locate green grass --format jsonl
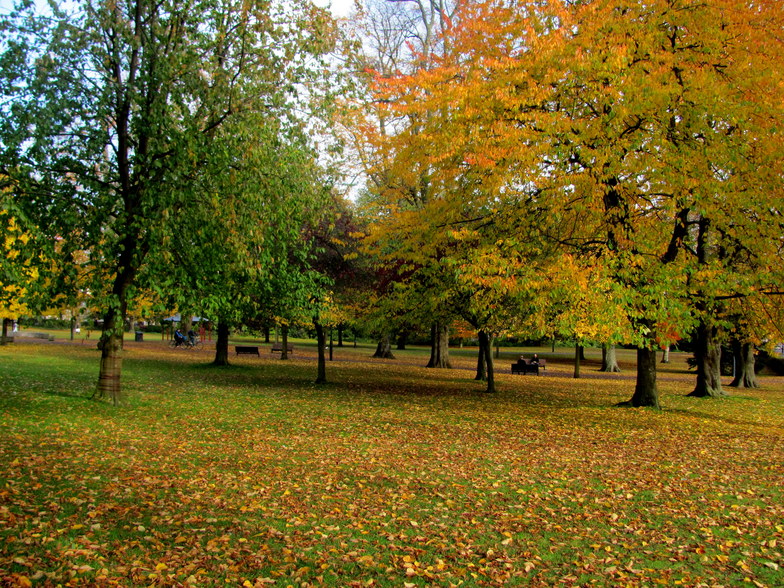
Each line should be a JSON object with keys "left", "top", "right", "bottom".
{"left": 1, "top": 340, "right": 783, "bottom": 587}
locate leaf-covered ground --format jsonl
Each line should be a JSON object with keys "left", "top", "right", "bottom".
{"left": 1, "top": 340, "right": 782, "bottom": 587}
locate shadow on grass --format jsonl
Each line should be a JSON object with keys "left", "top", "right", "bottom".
{"left": 42, "top": 388, "right": 95, "bottom": 401}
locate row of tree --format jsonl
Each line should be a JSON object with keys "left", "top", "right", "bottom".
{"left": 2, "top": 0, "right": 783, "bottom": 410}
{"left": 339, "top": 0, "right": 784, "bottom": 406}
{"left": 0, "top": 0, "right": 358, "bottom": 403}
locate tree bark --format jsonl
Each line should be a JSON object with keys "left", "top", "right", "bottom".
{"left": 689, "top": 323, "right": 727, "bottom": 397}
{"left": 396, "top": 330, "right": 407, "bottom": 350}
{"left": 601, "top": 344, "right": 621, "bottom": 372}
{"left": 95, "top": 259, "right": 135, "bottom": 405}
{"left": 479, "top": 330, "right": 496, "bottom": 393}
{"left": 315, "top": 319, "right": 327, "bottom": 384}
{"left": 426, "top": 322, "right": 452, "bottom": 368}
{"left": 729, "top": 340, "right": 759, "bottom": 389}
{"left": 373, "top": 334, "right": 395, "bottom": 358}
{"left": 1, "top": 318, "right": 9, "bottom": 345}
{"left": 96, "top": 306, "right": 125, "bottom": 406}
{"left": 618, "top": 347, "right": 660, "bottom": 409}
{"left": 475, "top": 331, "right": 487, "bottom": 381}
{"left": 573, "top": 343, "right": 581, "bottom": 378}
{"left": 212, "top": 321, "right": 230, "bottom": 366}
{"left": 281, "top": 325, "right": 290, "bottom": 360}
{"left": 337, "top": 324, "right": 344, "bottom": 347}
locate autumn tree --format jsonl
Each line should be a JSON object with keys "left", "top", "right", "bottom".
{"left": 371, "top": 0, "right": 784, "bottom": 407}
{"left": 1, "top": 0, "right": 339, "bottom": 403}
{"left": 0, "top": 195, "right": 36, "bottom": 342}
{"left": 346, "top": 0, "right": 468, "bottom": 367}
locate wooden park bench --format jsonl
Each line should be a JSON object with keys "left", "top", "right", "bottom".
{"left": 235, "top": 345, "right": 260, "bottom": 357}
{"left": 511, "top": 358, "right": 546, "bottom": 375}
{"left": 271, "top": 343, "right": 294, "bottom": 354}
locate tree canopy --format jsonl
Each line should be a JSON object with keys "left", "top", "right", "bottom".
{"left": 0, "top": 0, "right": 341, "bottom": 402}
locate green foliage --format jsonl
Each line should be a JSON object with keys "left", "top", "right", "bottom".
{"left": 0, "top": 0, "right": 344, "bottom": 393}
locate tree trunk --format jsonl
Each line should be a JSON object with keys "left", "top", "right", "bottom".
{"left": 1, "top": 318, "right": 9, "bottom": 345}
{"left": 618, "top": 347, "right": 660, "bottom": 409}
{"left": 426, "top": 322, "right": 452, "bottom": 368}
{"left": 601, "top": 344, "right": 621, "bottom": 372}
{"left": 689, "top": 323, "right": 727, "bottom": 397}
{"left": 95, "top": 304, "right": 125, "bottom": 406}
{"left": 573, "top": 343, "right": 581, "bottom": 378}
{"left": 281, "top": 325, "right": 290, "bottom": 360}
{"left": 475, "top": 331, "right": 487, "bottom": 381}
{"left": 263, "top": 326, "right": 270, "bottom": 344}
{"left": 396, "top": 330, "right": 407, "bottom": 350}
{"left": 212, "top": 321, "right": 230, "bottom": 366}
{"left": 729, "top": 340, "right": 759, "bottom": 389}
{"left": 94, "top": 265, "right": 135, "bottom": 406}
{"left": 373, "top": 334, "right": 395, "bottom": 358}
{"left": 479, "top": 330, "right": 496, "bottom": 393}
{"left": 315, "top": 319, "right": 327, "bottom": 384}
{"left": 661, "top": 346, "right": 670, "bottom": 364}
{"left": 338, "top": 324, "right": 344, "bottom": 347}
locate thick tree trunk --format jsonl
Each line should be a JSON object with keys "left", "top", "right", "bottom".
{"left": 601, "top": 344, "right": 621, "bottom": 372}
{"left": 95, "top": 262, "right": 135, "bottom": 405}
{"left": 618, "top": 347, "right": 660, "bottom": 409}
{"left": 263, "top": 326, "right": 270, "bottom": 344}
{"left": 729, "top": 340, "right": 759, "bottom": 389}
{"left": 689, "top": 323, "right": 727, "bottom": 397}
{"left": 373, "top": 334, "right": 395, "bottom": 358}
{"left": 396, "top": 330, "right": 407, "bottom": 350}
{"left": 1, "top": 318, "right": 9, "bottom": 344}
{"left": 426, "top": 322, "right": 452, "bottom": 368}
{"left": 475, "top": 332, "right": 487, "bottom": 381}
{"left": 212, "top": 321, "right": 230, "bottom": 366}
{"left": 337, "top": 324, "right": 344, "bottom": 347}
{"left": 95, "top": 304, "right": 125, "bottom": 406}
{"left": 281, "top": 325, "right": 290, "bottom": 360}
{"left": 315, "top": 320, "right": 327, "bottom": 384}
{"left": 661, "top": 346, "right": 670, "bottom": 364}
{"left": 573, "top": 343, "right": 581, "bottom": 378}
{"left": 479, "top": 330, "right": 496, "bottom": 393}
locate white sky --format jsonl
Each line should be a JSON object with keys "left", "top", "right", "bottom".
{"left": 316, "top": 0, "right": 357, "bottom": 18}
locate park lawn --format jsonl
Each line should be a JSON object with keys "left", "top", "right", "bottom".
{"left": 1, "top": 341, "right": 783, "bottom": 587}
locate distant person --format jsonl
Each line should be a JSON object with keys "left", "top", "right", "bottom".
{"left": 187, "top": 329, "right": 196, "bottom": 345}
{"left": 530, "top": 354, "right": 539, "bottom": 365}
{"left": 174, "top": 329, "right": 186, "bottom": 347}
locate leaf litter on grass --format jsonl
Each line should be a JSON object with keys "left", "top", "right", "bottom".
{"left": 0, "top": 343, "right": 783, "bottom": 586}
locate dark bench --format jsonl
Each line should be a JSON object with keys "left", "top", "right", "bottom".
{"left": 511, "top": 358, "right": 546, "bottom": 375}
{"left": 235, "top": 345, "right": 260, "bottom": 356}
{"left": 271, "top": 343, "right": 294, "bottom": 353}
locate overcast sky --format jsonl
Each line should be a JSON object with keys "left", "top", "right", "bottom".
{"left": 317, "top": 0, "right": 357, "bottom": 18}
